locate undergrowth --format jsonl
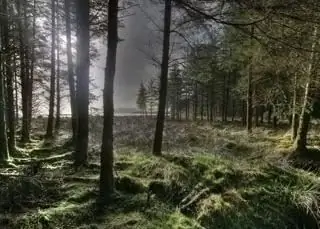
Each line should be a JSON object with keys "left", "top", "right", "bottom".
{"left": 1, "top": 120, "right": 320, "bottom": 228}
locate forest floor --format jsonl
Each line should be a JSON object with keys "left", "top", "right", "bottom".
{"left": 1, "top": 117, "right": 320, "bottom": 229}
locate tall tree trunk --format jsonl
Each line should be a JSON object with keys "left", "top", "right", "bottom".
{"left": 55, "top": 20, "right": 61, "bottom": 130}
{"left": 210, "top": 82, "right": 215, "bottom": 122}
{"left": 294, "top": 27, "right": 318, "bottom": 152}
{"left": 3, "top": 0, "right": 15, "bottom": 153}
{"left": 65, "top": 0, "right": 77, "bottom": 142}
{"left": 0, "top": 0, "right": 10, "bottom": 160}
{"left": 100, "top": 0, "right": 118, "bottom": 201}
{"left": 255, "top": 106, "right": 259, "bottom": 127}
{"left": 18, "top": 0, "right": 30, "bottom": 142}
{"left": 260, "top": 105, "right": 264, "bottom": 124}
{"left": 152, "top": 0, "right": 172, "bottom": 156}
{"left": 200, "top": 89, "right": 204, "bottom": 121}
{"left": 247, "top": 25, "right": 254, "bottom": 133}
{"left": 46, "top": 0, "right": 56, "bottom": 138}
{"left": 193, "top": 82, "right": 198, "bottom": 121}
{"left": 242, "top": 100, "right": 246, "bottom": 126}
{"left": 75, "top": 0, "right": 89, "bottom": 166}
{"left": 28, "top": 0, "right": 36, "bottom": 134}
{"left": 267, "top": 105, "right": 272, "bottom": 124}
{"left": 14, "top": 54, "right": 19, "bottom": 123}
{"left": 225, "top": 73, "right": 230, "bottom": 122}
{"left": 291, "top": 73, "right": 298, "bottom": 141}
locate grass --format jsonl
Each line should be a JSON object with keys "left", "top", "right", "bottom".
{"left": 1, "top": 118, "right": 320, "bottom": 228}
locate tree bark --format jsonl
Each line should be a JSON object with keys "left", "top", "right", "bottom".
{"left": 0, "top": 0, "right": 10, "bottom": 160}
{"left": 294, "top": 27, "right": 317, "bottom": 152}
{"left": 3, "top": 0, "right": 16, "bottom": 153}
{"left": 193, "top": 82, "right": 198, "bottom": 121}
{"left": 28, "top": 0, "right": 36, "bottom": 134}
{"left": 247, "top": 25, "right": 254, "bottom": 133}
{"left": 75, "top": 0, "right": 90, "bottom": 166}
{"left": 65, "top": 0, "right": 77, "bottom": 142}
{"left": 46, "top": 0, "right": 56, "bottom": 139}
{"left": 99, "top": 0, "right": 118, "bottom": 201}
{"left": 153, "top": 0, "right": 172, "bottom": 156}
{"left": 18, "top": 0, "right": 30, "bottom": 143}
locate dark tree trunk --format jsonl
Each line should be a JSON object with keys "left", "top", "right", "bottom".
{"left": 14, "top": 54, "right": 18, "bottom": 123}
{"left": 28, "top": 0, "right": 36, "bottom": 134}
{"left": 3, "top": 0, "right": 15, "bottom": 153}
{"left": 210, "top": 82, "right": 215, "bottom": 122}
{"left": 247, "top": 26, "right": 254, "bottom": 133}
{"left": 18, "top": 0, "right": 30, "bottom": 143}
{"left": 242, "top": 100, "right": 246, "bottom": 126}
{"left": 200, "top": 89, "right": 204, "bottom": 121}
{"left": 267, "top": 105, "right": 272, "bottom": 124}
{"left": 260, "top": 105, "right": 264, "bottom": 124}
{"left": 0, "top": 0, "right": 10, "bottom": 160}
{"left": 255, "top": 106, "right": 259, "bottom": 127}
{"left": 193, "top": 82, "right": 198, "bottom": 121}
{"left": 100, "top": 0, "right": 118, "bottom": 201}
{"left": 75, "top": 0, "right": 89, "bottom": 166}
{"left": 225, "top": 73, "right": 230, "bottom": 122}
{"left": 153, "top": 0, "right": 172, "bottom": 156}
{"left": 231, "top": 99, "right": 235, "bottom": 122}
{"left": 65, "top": 0, "right": 77, "bottom": 142}
{"left": 46, "top": 0, "right": 56, "bottom": 139}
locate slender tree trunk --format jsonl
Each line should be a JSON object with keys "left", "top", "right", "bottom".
{"left": 231, "top": 99, "right": 235, "bottom": 122}
{"left": 100, "top": 0, "right": 118, "bottom": 201}
{"left": 75, "top": 0, "right": 89, "bottom": 166}
{"left": 294, "top": 27, "right": 318, "bottom": 152}
{"left": 200, "top": 89, "right": 204, "bottom": 121}
{"left": 193, "top": 82, "right": 198, "bottom": 121}
{"left": 152, "top": 0, "right": 172, "bottom": 156}
{"left": 18, "top": 0, "right": 30, "bottom": 143}
{"left": 65, "top": 0, "right": 77, "bottom": 142}
{"left": 267, "top": 105, "right": 272, "bottom": 124}
{"left": 242, "top": 100, "right": 246, "bottom": 126}
{"left": 225, "top": 73, "right": 230, "bottom": 122}
{"left": 291, "top": 73, "right": 298, "bottom": 141}
{"left": 0, "top": 0, "right": 10, "bottom": 160}
{"left": 260, "top": 105, "right": 264, "bottom": 124}
{"left": 247, "top": 25, "right": 254, "bottom": 133}
{"left": 210, "top": 82, "right": 214, "bottom": 122}
{"left": 255, "top": 106, "right": 259, "bottom": 127}
{"left": 3, "top": 0, "right": 15, "bottom": 153}
{"left": 46, "top": 0, "right": 56, "bottom": 138}
{"left": 14, "top": 54, "right": 19, "bottom": 123}
{"left": 28, "top": 0, "right": 36, "bottom": 134}
{"left": 55, "top": 18, "right": 61, "bottom": 131}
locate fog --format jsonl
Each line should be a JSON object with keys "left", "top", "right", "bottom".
{"left": 91, "top": 1, "right": 162, "bottom": 112}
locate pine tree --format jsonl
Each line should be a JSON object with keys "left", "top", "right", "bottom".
{"left": 136, "top": 82, "right": 147, "bottom": 115}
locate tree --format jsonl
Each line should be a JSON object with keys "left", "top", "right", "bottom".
{"left": 0, "top": 0, "right": 10, "bottom": 161}
{"left": 153, "top": 0, "right": 172, "bottom": 156}
{"left": 64, "top": 0, "right": 77, "bottom": 142}
{"left": 293, "top": 26, "right": 318, "bottom": 152}
{"left": 46, "top": 0, "right": 56, "bottom": 138}
{"left": 3, "top": 0, "right": 16, "bottom": 153}
{"left": 136, "top": 82, "right": 147, "bottom": 115}
{"left": 100, "top": 0, "right": 119, "bottom": 202}
{"left": 75, "top": 0, "right": 90, "bottom": 166}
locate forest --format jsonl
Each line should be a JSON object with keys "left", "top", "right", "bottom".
{"left": 1, "top": 0, "right": 320, "bottom": 228}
